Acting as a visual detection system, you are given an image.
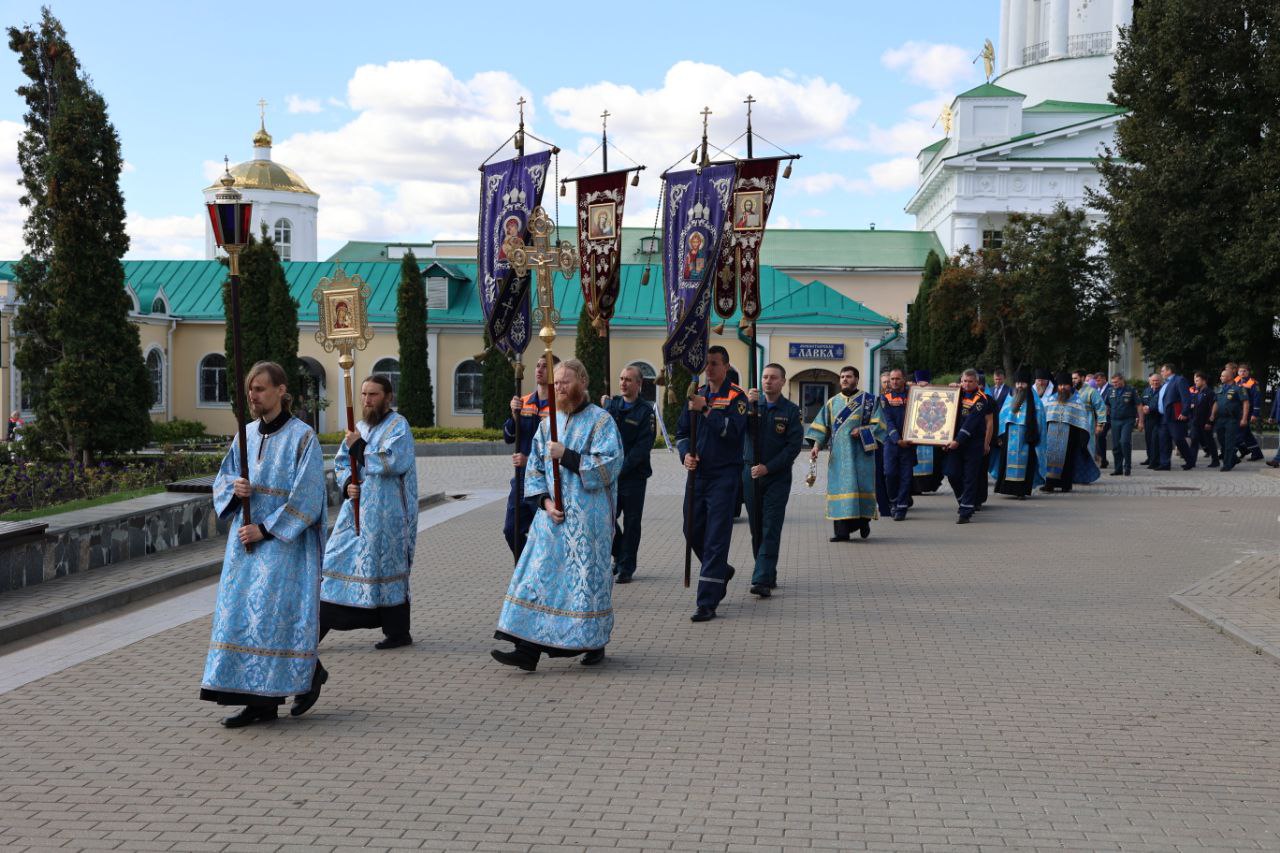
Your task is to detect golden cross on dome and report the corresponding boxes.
[257,98,267,124]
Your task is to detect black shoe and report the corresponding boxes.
[750,585,771,598]
[1039,485,1054,493]
[1208,461,1220,468]
[726,566,736,583]
[490,647,539,671]
[859,522,871,539]
[580,648,605,666]
[690,607,716,622]
[1250,452,1265,461]
[290,664,328,717]
[375,635,413,650]
[1124,470,1131,476]
[892,511,905,521]
[956,515,971,524]
[1110,470,1123,476]
[222,705,278,729]
[1221,465,1235,472]
[1153,465,1171,471]
[1268,460,1280,469]
[829,535,849,542]
[615,574,632,584]
[1181,463,1195,471]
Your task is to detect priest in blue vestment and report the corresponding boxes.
[1041,372,1101,492]
[991,368,1047,498]
[200,362,328,728]
[319,374,419,650]
[805,365,884,541]
[492,358,624,671]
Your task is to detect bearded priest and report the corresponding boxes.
[318,374,419,660]
[491,358,624,672]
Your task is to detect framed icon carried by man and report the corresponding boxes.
[587,202,616,240]
[903,384,960,445]
[733,190,764,231]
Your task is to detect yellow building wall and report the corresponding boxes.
[792,270,918,328]
[1,312,12,420]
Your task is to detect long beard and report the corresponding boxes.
[556,389,583,412]
[1012,387,1028,413]
[1057,388,1072,403]
[363,405,387,426]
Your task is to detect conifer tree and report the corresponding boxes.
[906,250,940,369]
[481,336,516,430]
[574,307,608,404]
[221,226,297,416]
[395,252,435,426]
[661,364,691,438]
[8,10,152,461]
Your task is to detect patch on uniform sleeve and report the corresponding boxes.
[737,399,748,415]
[972,400,984,413]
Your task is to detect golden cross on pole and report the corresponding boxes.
[257,98,267,123]
[504,206,578,512]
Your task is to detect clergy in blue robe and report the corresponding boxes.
[805,366,884,541]
[1041,373,1101,492]
[200,362,328,728]
[319,375,419,650]
[991,369,1047,498]
[492,358,624,672]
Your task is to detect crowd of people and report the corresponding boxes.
[197,353,1276,726]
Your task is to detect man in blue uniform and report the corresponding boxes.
[1235,363,1264,462]
[1212,367,1250,472]
[1107,373,1139,476]
[743,363,803,598]
[1139,373,1164,469]
[936,369,989,524]
[678,345,748,623]
[502,354,556,556]
[1185,370,1217,469]
[878,368,916,521]
[605,365,655,584]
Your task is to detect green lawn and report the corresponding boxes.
[0,485,167,522]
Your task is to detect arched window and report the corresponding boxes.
[628,361,658,403]
[273,218,292,261]
[372,357,401,399]
[145,348,165,411]
[454,359,483,413]
[151,296,167,315]
[199,353,230,405]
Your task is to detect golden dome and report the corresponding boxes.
[205,159,316,195]
[252,125,273,147]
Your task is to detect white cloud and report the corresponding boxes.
[286,95,323,115]
[866,120,941,156]
[797,172,870,196]
[126,214,204,259]
[122,160,137,173]
[0,120,25,259]
[867,157,919,191]
[881,41,977,92]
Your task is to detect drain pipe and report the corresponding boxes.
[736,325,766,387]
[868,323,902,380]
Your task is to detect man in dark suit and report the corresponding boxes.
[1139,373,1164,469]
[1157,363,1191,470]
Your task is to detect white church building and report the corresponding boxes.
[907,0,1138,370]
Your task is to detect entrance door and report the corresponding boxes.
[801,382,831,423]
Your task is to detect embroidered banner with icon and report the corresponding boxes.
[478,150,551,354]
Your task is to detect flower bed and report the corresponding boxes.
[0,451,222,515]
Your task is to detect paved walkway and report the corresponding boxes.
[2,456,1280,851]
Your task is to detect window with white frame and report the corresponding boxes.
[373,357,401,399]
[273,218,293,261]
[199,353,230,405]
[145,348,165,410]
[151,296,167,314]
[454,359,483,413]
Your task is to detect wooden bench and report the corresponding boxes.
[166,475,216,494]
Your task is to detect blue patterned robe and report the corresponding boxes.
[202,416,327,702]
[496,403,623,651]
[991,392,1047,492]
[1044,394,1101,486]
[804,391,884,521]
[1075,384,1107,457]
[321,412,418,609]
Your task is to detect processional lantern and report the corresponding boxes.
[313,268,375,534]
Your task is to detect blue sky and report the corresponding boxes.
[0,0,997,259]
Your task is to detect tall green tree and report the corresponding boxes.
[574,307,608,404]
[661,363,691,438]
[221,225,298,415]
[481,336,516,429]
[906,250,941,369]
[1094,0,1280,375]
[8,10,152,462]
[395,251,435,426]
[927,258,986,373]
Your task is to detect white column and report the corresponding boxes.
[952,214,980,253]
[1112,0,1133,49]
[1048,0,1070,59]
[999,0,1012,74]
[1008,0,1028,69]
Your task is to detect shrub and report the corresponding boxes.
[151,419,209,444]
[0,452,221,514]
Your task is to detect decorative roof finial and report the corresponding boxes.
[253,98,272,148]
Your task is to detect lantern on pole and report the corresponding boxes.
[206,159,255,535]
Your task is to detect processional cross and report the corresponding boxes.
[504,206,578,512]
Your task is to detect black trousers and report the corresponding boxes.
[319,600,411,641]
[611,477,647,579]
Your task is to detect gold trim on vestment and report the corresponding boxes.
[253,485,288,497]
[504,594,612,619]
[322,570,410,584]
[827,491,876,500]
[284,503,312,524]
[209,641,315,659]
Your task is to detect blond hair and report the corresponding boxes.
[245,361,293,413]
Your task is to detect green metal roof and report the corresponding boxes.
[919,138,948,155]
[955,82,1025,99]
[0,259,896,329]
[1024,99,1127,115]
[331,227,944,272]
